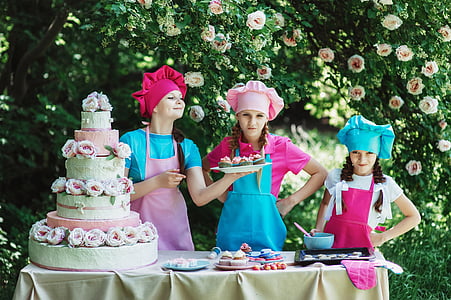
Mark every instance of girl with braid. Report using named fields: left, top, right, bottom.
left=202, top=81, right=327, bottom=251
left=311, top=115, right=420, bottom=249
left=121, top=66, right=249, bottom=250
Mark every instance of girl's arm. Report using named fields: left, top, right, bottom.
left=124, top=168, right=186, bottom=201
left=370, top=194, right=421, bottom=247
left=310, top=189, right=332, bottom=235
left=276, top=158, right=328, bottom=217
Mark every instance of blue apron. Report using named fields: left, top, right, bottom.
left=216, top=152, right=287, bottom=251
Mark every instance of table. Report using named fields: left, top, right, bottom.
left=13, top=251, right=389, bottom=300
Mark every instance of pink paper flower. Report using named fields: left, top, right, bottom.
left=419, top=96, right=439, bottom=114
left=83, top=229, right=106, bottom=248
left=348, top=85, right=366, bottom=101
left=85, top=179, right=104, bottom=197
left=348, top=54, right=365, bottom=73
left=114, top=142, right=132, bottom=159
left=51, top=177, right=67, bottom=193
left=318, top=48, right=335, bottom=62
left=66, top=179, right=85, bottom=195
left=68, top=228, right=85, bottom=247
left=405, top=160, right=422, bottom=176
left=406, top=77, right=424, bottom=95
left=46, top=227, right=66, bottom=245
left=421, top=61, right=439, bottom=77
left=61, top=139, right=77, bottom=158
left=246, top=11, right=266, bottom=30
left=388, top=96, right=404, bottom=110
left=396, top=45, right=414, bottom=62
left=437, top=140, right=451, bottom=152
left=105, top=227, right=126, bottom=247
left=77, top=140, right=97, bottom=159
left=374, top=43, right=392, bottom=56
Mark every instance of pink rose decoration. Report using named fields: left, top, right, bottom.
left=123, top=226, right=139, bottom=245
left=105, top=227, right=126, bottom=247
left=83, top=229, right=106, bottom=248
left=61, top=139, right=77, bottom=158
left=419, top=96, right=439, bottom=114
left=117, top=177, right=134, bottom=194
left=348, top=54, right=365, bottom=73
left=46, top=227, right=66, bottom=245
left=405, top=160, right=422, bottom=176
left=77, top=140, right=97, bottom=159
left=318, top=48, right=335, bottom=62
left=82, top=95, right=99, bottom=112
left=33, top=225, right=51, bottom=242
left=406, top=77, right=424, bottom=95
left=375, top=43, right=392, bottom=57
left=51, top=177, right=67, bottom=193
left=85, top=179, right=104, bottom=197
left=396, top=45, right=414, bottom=62
left=201, top=25, right=215, bottom=42
left=438, top=25, right=451, bottom=42
left=66, top=179, right=85, bottom=195
left=348, top=85, right=366, bottom=101
left=246, top=11, right=266, bottom=30
left=388, top=96, right=404, bottom=110
left=114, top=142, right=132, bottom=159
left=103, top=179, right=121, bottom=196
left=437, top=140, right=451, bottom=152
left=209, top=0, right=223, bottom=15
left=421, top=61, right=439, bottom=77
left=138, top=223, right=158, bottom=242
left=257, top=66, right=272, bottom=80
left=68, top=228, right=85, bottom=247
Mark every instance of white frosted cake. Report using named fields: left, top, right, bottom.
left=28, top=91, right=158, bottom=271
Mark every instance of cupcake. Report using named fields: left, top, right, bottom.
left=219, top=251, right=233, bottom=266
left=230, top=250, right=249, bottom=266
left=239, top=156, right=253, bottom=166
left=218, top=156, right=232, bottom=168
left=250, top=153, right=265, bottom=165
left=231, top=156, right=242, bottom=166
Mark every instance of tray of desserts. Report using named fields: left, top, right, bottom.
left=294, top=247, right=374, bottom=266
left=211, top=163, right=272, bottom=173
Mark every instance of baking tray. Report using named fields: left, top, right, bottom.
left=294, top=247, right=374, bottom=266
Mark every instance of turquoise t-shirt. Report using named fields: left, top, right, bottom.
left=120, top=129, right=202, bottom=183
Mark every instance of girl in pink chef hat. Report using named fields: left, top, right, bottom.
left=310, top=115, right=421, bottom=249
left=202, top=81, right=328, bottom=251
left=120, top=65, right=250, bottom=250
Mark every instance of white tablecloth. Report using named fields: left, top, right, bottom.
left=13, top=251, right=389, bottom=300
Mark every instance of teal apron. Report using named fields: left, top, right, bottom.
left=216, top=152, right=287, bottom=251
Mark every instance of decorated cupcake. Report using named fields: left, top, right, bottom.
left=250, top=153, right=265, bottom=165
left=219, top=250, right=233, bottom=266
left=218, top=156, right=232, bottom=168
left=239, top=156, right=253, bottom=166
left=231, top=156, right=242, bottom=166
left=230, top=250, right=249, bottom=266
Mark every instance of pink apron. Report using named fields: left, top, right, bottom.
left=130, top=127, right=194, bottom=250
left=324, top=180, right=374, bottom=249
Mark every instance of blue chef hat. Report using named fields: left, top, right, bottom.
left=337, top=115, right=395, bottom=159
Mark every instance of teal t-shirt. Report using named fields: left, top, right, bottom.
left=120, top=129, right=201, bottom=183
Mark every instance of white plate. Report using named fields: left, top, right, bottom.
left=211, top=163, right=272, bottom=173
left=162, top=260, right=210, bottom=271
left=214, top=262, right=260, bottom=270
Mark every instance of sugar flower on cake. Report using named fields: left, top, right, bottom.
left=348, top=54, right=365, bottom=73
left=419, top=96, right=439, bottom=114
left=66, top=179, right=86, bottom=195
left=51, top=177, right=67, bottom=193
left=76, top=140, right=97, bottom=159
left=82, top=91, right=112, bottom=112
left=138, top=223, right=158, bottom=242
left=438, top=25, right=451, bottom=42
left=382, top=14, right=402, bottom=30
left=68, top=228, right=86, bottom=247
left=257, top=66, right=272, bottom=80
left=348, top=85, right=366, bottom=101
left=406, top=77, right=424, bottom=95
left=189, top=105, right=205, bottom=122
left=209, top=0, right=223, bottom=15
left=437, top=140, right=451, bottom=152
left=405, top=160, right=422, bottom=176
left=201, top=25, right=215, bottom=42
left=83, top=229, right=106, bottom=248
left=113, top=142, right=132, bottom=159
left=318, top=48, right=335, bottom=62
left=395, top=45, right=414, bottom=62
left=46, top=227, right=66, bottom=245
left=123, top=226, right=140, bottom=245
left=246, top=11, right=266, bottom=30
left=374, top=43, right=392, bottom=56
left=421, top=61, right=439, bottom=77
left=32, top=224, right=52, bottom=242
left=388, top=96, right=404, bottom=110
left=184, top=72, right=205, bottom=87
left=117, top=177, right=134, bottom=194
left=61, top=139, right=77, bottom=158
left=85, top=179, right=104, bottom=197
left=105, top=227, right=126, bottom=247
left=29, top=219, right=46, bottom=238
left=103, top=179, right=122, bottom=197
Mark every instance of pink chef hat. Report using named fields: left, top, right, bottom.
left=226, top=81, right=284, bottom=121
left=132, top=65, right=187, bottom=118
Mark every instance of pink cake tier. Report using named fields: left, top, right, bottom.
left=74, top=129, right=119, bottom=156
left=46, top=211, right=141, bottom=231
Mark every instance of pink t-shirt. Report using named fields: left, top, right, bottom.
left=206, top=134, right=311, bottom=198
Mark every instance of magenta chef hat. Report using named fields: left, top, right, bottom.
left=132, top=65, right=187, bottom=118
left=226, top=81, right=284, bottom=121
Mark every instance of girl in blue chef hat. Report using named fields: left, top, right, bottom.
left=311, top=115, right=421, bottom=249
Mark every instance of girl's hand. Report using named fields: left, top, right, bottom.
left=309, top=228, right=323, bottom=236
left=156, top=169, right=186, bottom=188
left=370, top=231, right=387, bottom=247
left=276, top=196, right=297, bottom=218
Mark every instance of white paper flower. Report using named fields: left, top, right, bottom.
left=209, top=0, right=223, bottom=15
left=201, top=25, right=215, bottom=42
left=257, top=66, right=272, bottom=80
left=348, top=85, right=366, bottom=101
left=217, top=100, right=230, bottom=113
left=388, top=96, right=404, bottom=110
left=374, top=44, right=392, bottom=56
left=184, top=72, right=205, bottom=87
left=138, top=0, right=152, bottom=9
left=421, top=61, right=439, bottom=77
left=406, top=77, right=424, bottom=95
left=348, top=54, right=365, bottom=73
left=396, top=45, right=414, bottom=62
left=438, top=25, right=451, bottom=42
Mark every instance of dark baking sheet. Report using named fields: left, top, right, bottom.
left=294, top=247, right=374, bottom=266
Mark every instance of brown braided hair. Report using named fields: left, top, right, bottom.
left=340, top=156, right=386, bottom=213
left=228, top=121, right=269, bottom=157
left=172, top=127, right=186, bottom=175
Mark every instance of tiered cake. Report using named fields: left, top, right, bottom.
left=28, top=92, right=158, bottom=271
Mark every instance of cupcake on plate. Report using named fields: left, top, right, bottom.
left=219, top=250, right=233, bottom=266
left=230, top=250, right=249, bottom=266
left=218, top=156, right=232, bottom=168
left=250, top=153, right=265, bottom=165
left=231, top=156, right=242, bottom=167
left=239, top=156, right=253, bottom=166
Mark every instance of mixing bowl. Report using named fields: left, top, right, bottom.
left=303, top=233, right=334, bottom=249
